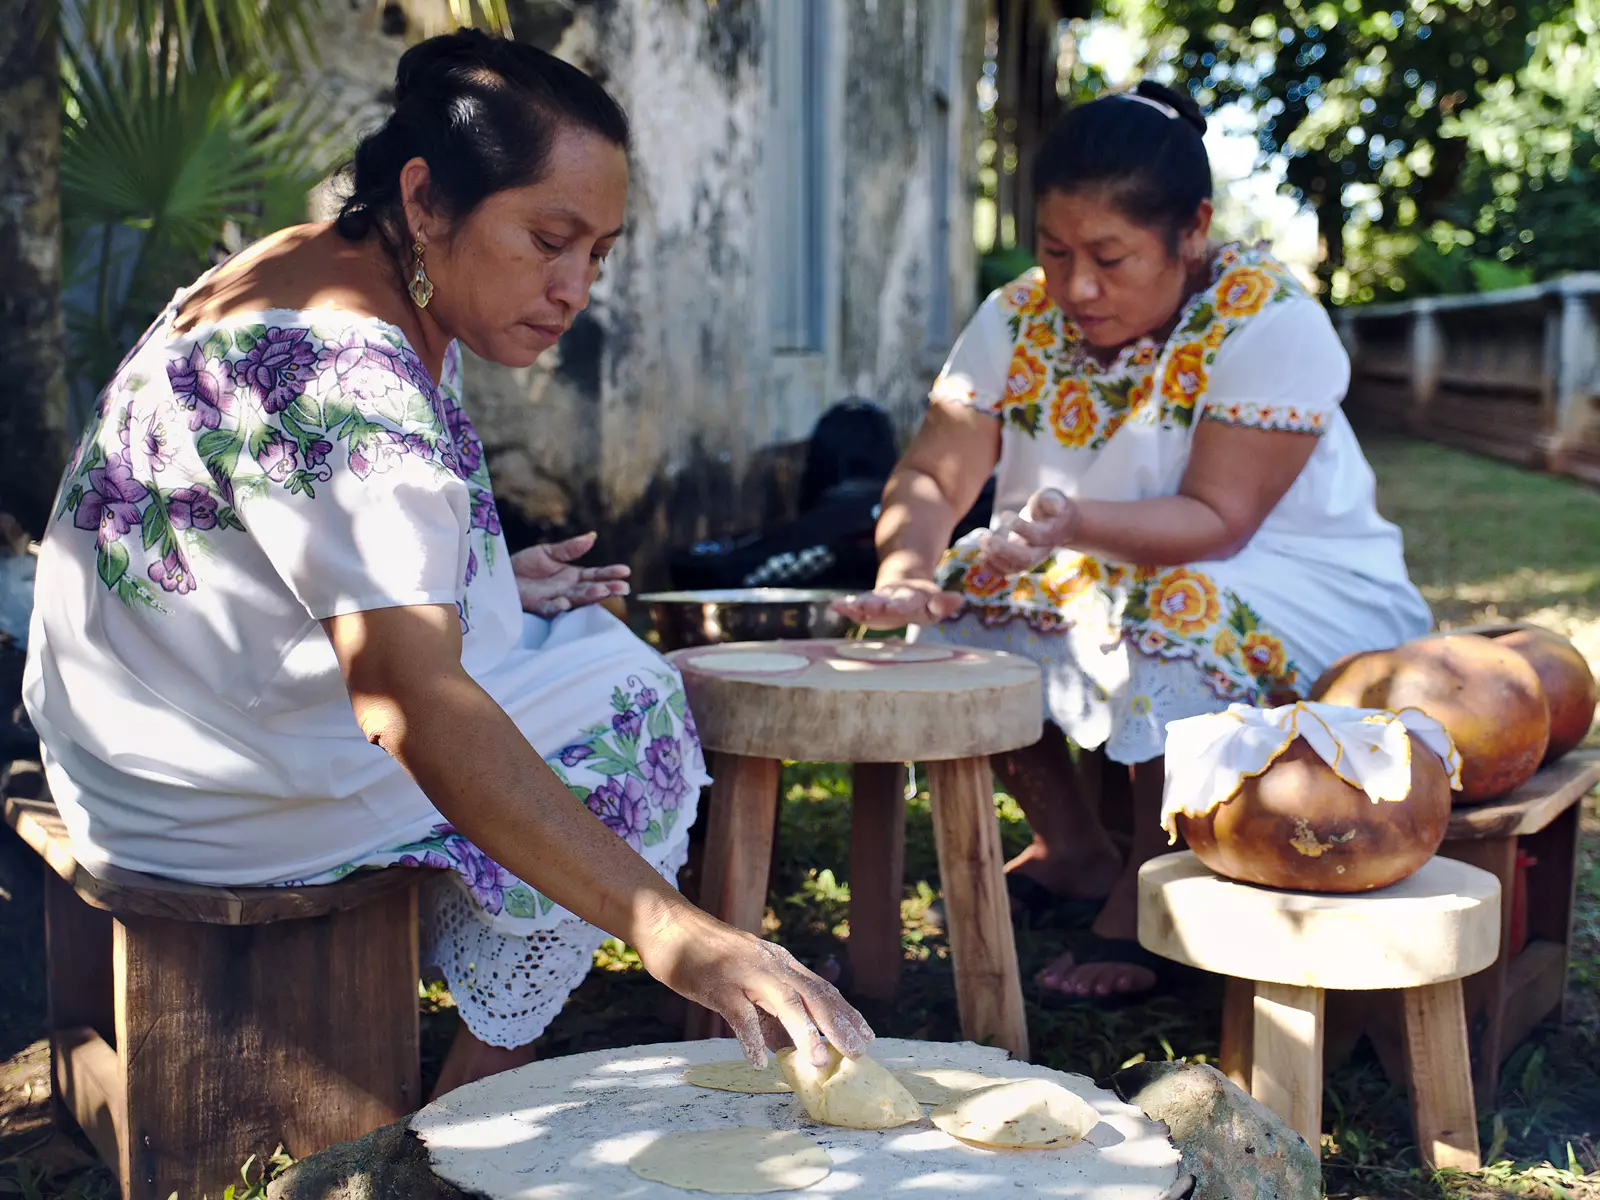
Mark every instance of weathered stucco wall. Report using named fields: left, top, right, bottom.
left=300, top=0, right=981, bottom=584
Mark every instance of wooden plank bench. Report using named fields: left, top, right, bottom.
left=1436, top=749, right=1600, bottom=1097
left=2, top=759, right=434, bottom=1200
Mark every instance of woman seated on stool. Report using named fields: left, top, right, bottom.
left=24, top=30, right=870, bottom=1098
left=835, top=82, right=1430, bottom=1005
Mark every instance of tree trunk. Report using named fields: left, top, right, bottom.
left=0, top=0, right=68, bottom=537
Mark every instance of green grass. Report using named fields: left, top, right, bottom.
left=7, top=435, right=1600, bottom=1198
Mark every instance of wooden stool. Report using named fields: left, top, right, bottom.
left=3, top=761, right=431, bottom=1200
left=670, top=640, right=1043, bottom=1059
left=1436, top=750, right=1600, bottom=1098
left=1138, top=851, right=1501, bottom=1170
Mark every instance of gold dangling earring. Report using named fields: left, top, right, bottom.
left=408, top=234, right=434, bottom=309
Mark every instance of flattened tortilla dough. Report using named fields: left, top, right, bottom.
left=687, top=651, right=810, bottom=675
left=931, top=1078, right=1101, bottom=1150
left=682, top=1060, right=792, bottom=1094
left=893, top=1066, right=1022, bottom=1106
left=627, top=1128, right=831, bottom=1195
left=833, top=642, right=956, bottom=663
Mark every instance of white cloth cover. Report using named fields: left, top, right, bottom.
left=1160, top=701, right=1463, bottom=841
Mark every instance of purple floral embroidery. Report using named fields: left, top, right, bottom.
left=469, top=491, right=501, bottom=536
left=167, top=345, right=231, bottom=432
left=398, top=849, right=453, bottom=871
left=304, top=438, right=334, bottom=474
left=443, top=834, right=515, bottom=914
left=147, top=548, right=195, bottom=594
left=166, top=486, right=218, bottom=531
left=464, top=546, right=478, bottom=586
left=612, top=708, right=643, bottom=740
left=643, top=736, right=686, bottom=808
left=636, top=686, right=659, bottom=711
left=558, top=743, right=595, bottom=767
left=74, top=453, right=148, bottom=544
left=445, top=403, right=484, bottom=475
left=255, top=430, right=299, bottom=482
left=234, top=327, right=317, bottom=413
left=587, top=775, right=651, bottom=846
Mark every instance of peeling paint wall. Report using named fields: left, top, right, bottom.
left=301, top=0, right=982, bottom=584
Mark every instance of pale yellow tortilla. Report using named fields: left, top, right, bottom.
left=682, top=1060, right=792, bottom=1094
left=893, top=1066, right=1023, bottom=1107
left=627, top=1128, right=831, bottom=1194
left=930, top=1078, right=1100, bottom=1150
left=833, top=642, right=955, bottom=663
left=776, top=1045, right=923, bottom=1130
left=687, top=651, right=810, bottom=675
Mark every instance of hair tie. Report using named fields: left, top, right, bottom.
left=1120, top=92, right=1181, bottom=121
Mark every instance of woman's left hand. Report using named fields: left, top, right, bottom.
left=511, top=533, right=631, bottom=617
left=977, top=488, right=1081, bottom=575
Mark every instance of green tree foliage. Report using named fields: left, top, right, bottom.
left=1123, top=0, right=1578, bottom=301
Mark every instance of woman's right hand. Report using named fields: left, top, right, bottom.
left=832, top=579, right=963, bottom=629
left=636, top=904, right=874, bottom=1068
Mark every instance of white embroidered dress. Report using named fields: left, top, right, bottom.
left=916, top=244, right=1432, bottom=763
left=24, top=288, right=708, bottom=1047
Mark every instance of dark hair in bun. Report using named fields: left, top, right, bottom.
left=1031, top=80, right=1212, bottom=250
left=336, top=28, right=630, bottom=248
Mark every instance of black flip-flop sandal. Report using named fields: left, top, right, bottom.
left=1034, top=935, right=1171, bottom=1010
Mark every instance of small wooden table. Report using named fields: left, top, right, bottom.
left=1436, top=750, right=1600, bottom=1097
left=2, top=760, right=432, bottom=1200
left=1139, top=852, right=1501, bottom=1171
left=670, top=640, right=1043, bottom=1059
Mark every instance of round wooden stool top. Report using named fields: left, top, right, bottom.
left=668, top=639, right=1043, bottom=763
left=1138, top=852, right=1501, bottom=991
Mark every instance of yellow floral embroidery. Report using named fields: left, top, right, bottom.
left=1048, top=380, right=1097, bottom=448
left=1131, top=694, right=1153, bottom=716
left=1162, top=342, right=1209, bottom=419
left=1212, top=628, right=1238, bottom=656
left=1023, top=318, right=1057, bottom=351
left=1240, top=631, right=1288, bottom=678
left=1147, top=567, right=1221, bottom=637
left=962, top=563, right=1014, bottom=599
left=1215, top=267, right=1275, bottom=318
left=1204, top=323, right=1227, bottom=351
left=1006, top=347, right=1048, bottom=408
left=1040, top=556, right=1097, bottom=607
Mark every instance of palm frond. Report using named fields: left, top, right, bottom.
left=68, top=0, right=320, bottom=75
left=397, top=0, right=512, bottom=37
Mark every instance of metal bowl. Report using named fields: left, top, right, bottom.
left=636, top=588, right=858, bottom=651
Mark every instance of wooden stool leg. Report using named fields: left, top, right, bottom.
left=685, top=752, right=782, bottom=1041
left=1523, top=799, right=1581, bottom=1023
left=1219, top=976, right=1254, bottom=1092
left=1402, top=979, right=1481, bottom=1171
left=926, top=756, right=1028, bottom=1059
left=114, top=887, right=420, bottom=1200
left=848, top=763, right=906, bottom=1002
left=1439, top=834, right=1515, bottom=1100
left=1251, top=982, right=1325, bottom=1157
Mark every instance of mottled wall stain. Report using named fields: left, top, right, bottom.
left=302, top=0, right=981, bottom=585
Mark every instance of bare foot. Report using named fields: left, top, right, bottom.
left=1034, top=865, right=1157, bottom=999
left=1005, top=841, right=1122, bottom=904
left=429, top=1025, right=539, bottom=1102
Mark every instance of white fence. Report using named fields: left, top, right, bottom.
left=1337, top=274, right=1600, bottom=486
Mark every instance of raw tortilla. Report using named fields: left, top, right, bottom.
left=893, top=1066, right=1021, bottom=1106
left=833, top=641, right=955, bottom=663
left=776, top=1045, right=923, bottom=1130
left=627, top=1128, right=831, bottom=1194
left=682, top=1060, right=792, bottom=1094
left=930, top=1078, right=1101, bottom=1149
left=687, top=651, right=810, bottom=675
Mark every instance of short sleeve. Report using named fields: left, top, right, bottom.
left=929, top=292, right=1013, bottom=416
left=225, top=328, right=471, bottom=620
left=1200, top=296, right=1351, bottom=435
